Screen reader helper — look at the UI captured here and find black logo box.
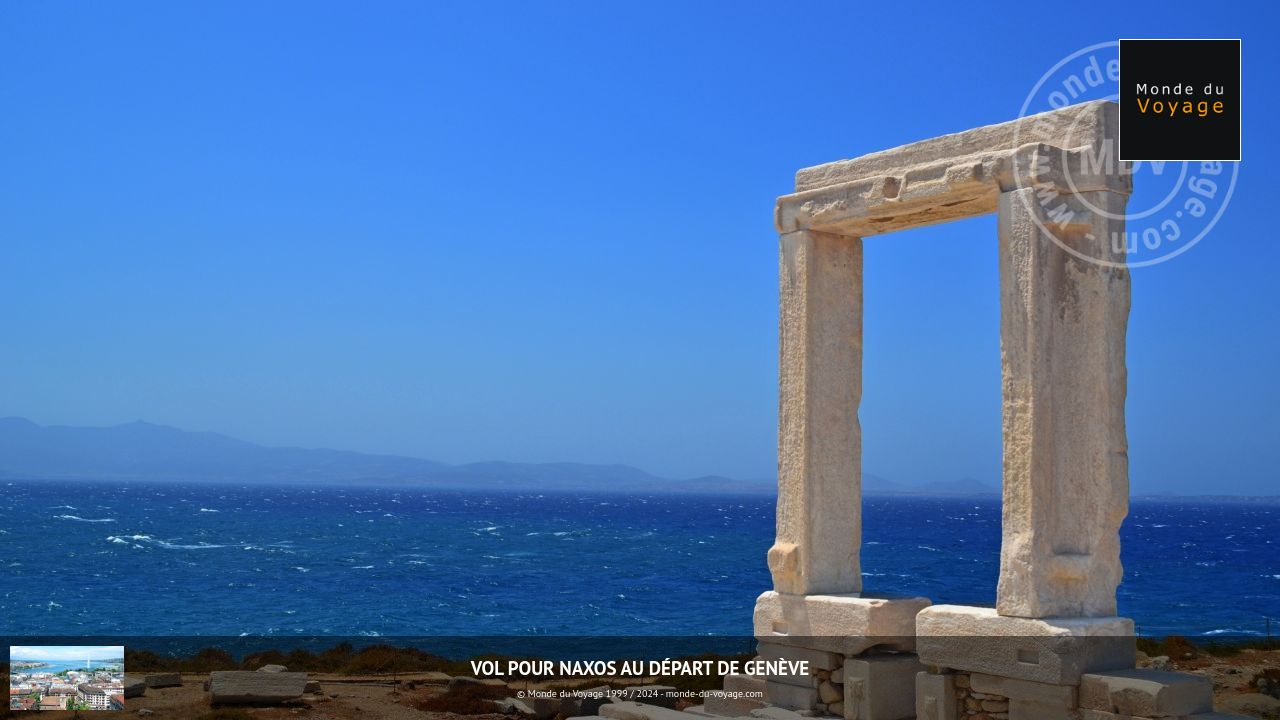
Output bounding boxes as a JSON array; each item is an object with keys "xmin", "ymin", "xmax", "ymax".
[{"xmin": 1119, "ymin": 39, "xmax": 1240, "ymax": 161}]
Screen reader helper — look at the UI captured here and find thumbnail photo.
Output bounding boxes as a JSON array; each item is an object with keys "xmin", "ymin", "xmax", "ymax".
[{"xmin": 8, "ymin": 646, "xmax": 125, "ymax": 712}]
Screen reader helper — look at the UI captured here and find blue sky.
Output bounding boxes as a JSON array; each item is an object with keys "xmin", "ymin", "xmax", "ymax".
[
  {"xmin": 10, "ymin": 645, "xmax": 122, "ymax": 662},
  {"xmin": 0, "ymin": 2, "xmax": 1275, "ymax": 494}
]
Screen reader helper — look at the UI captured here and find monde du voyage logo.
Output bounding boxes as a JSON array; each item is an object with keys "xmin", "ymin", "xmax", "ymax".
[{"xmin": 1120, "ymin": 39, "xmax": 1241, "ymax": 161}]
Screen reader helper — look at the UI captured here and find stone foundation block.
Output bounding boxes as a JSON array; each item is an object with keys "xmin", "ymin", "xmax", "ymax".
[
  {"xmin": 704, "ymin": 693, "xmax": 766, "ymax": 717},
  {"xmin": 916, "ymin": 672, "xmax": 957, "ymax": 720},
  {"xmin": 1079, "ymin": 669, "xmax": 1212, "ymax": 717},
  {"xmin": 754, "ymin": 591, "xmax": 928, "ymax": 655},
  {"xmin": 724, "ymin": 674, "xmax": 767, "ymax": 696},
  {"xmin": 1008, "ymin": 698, "xmax": 1080, "ymax": 720},
  {"xmin": 602, "ymin": 701, "xmax": 698, "ymax": 720},
  {"xmin": 916, "ymin": 605, "xmax": 1134, "ymax": 684},
  {"xmin": 626, "ymin": 685, "xmax": 680, "ymax": 709},
  {"xmin": 750, "ymin": 708, "xmax": 810, "ymax": 720},
  {"xmin": 765, "ymin": 680, "xmax": 819, "ymax": 711},
  {"xmin": 1080, "ymin": 710, "xmax": 1207, "ymax": 720},
  {"xmin": 842, "ymin": 654, "xmax": 922, "ymax": 720},
  {"xmin": 969, "ymin": 672, "xmax": 1076, "ymax": 706}
]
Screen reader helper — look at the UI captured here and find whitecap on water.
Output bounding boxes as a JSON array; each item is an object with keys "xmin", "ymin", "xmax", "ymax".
[
  {"xmin": 111, "ymin": 535, "xmax": 224, "ymax": 550},
  {"xmin": 55, "ymin": 515, "xmax": 115, "ymax": 523}
]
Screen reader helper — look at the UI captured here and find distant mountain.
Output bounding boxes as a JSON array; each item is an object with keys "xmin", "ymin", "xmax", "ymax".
[
  {"xmin": 863, "ymin": 472, "xmax": 997, "ymax": 496},
  {"xmin": 916, "ymin": 476, "xmax": 1000, "ymax": 496},
  {"xmin": 0, "ymin": 418, "xmax": 774, "ymax": 494},
  {"xmin": 0, "ymin": 417, "xmax": 1003, "ymax": 496}
]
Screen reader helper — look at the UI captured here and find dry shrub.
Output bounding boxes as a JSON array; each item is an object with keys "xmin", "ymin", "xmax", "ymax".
[
  {"xmin": 413, "ymin": 683, "xmax": 508, "ymax": 714},
  {"xmin": 1158, "ymin": 636, "xmax": 1201, "ymax": 659}
]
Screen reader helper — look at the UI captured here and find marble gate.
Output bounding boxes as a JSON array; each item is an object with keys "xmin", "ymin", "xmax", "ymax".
[{"xmin": 705, "ymin": 101, "xmax": 1229, "ymax": 720}]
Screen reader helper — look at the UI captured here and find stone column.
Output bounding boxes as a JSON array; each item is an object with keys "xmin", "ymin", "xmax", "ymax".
[
  {"xmin": 996, "ymin": 187, "xmax": 1131, "ymax": 618},
  {"xmin": 769, "ymin": 229, "xmax": 863, "ymax": 597}
]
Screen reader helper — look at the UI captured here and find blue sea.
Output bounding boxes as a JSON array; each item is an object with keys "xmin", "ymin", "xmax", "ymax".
[
  {"xmin": 1, "ymin": 480, "xmax": 1277, "ymax": 638},
  {"xmin": 8, "ymin": 659, "xmax": 121, "ymax": 674}
]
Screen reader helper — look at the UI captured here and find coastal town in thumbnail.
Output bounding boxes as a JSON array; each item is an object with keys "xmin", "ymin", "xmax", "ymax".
[{"xmin": 9, "ymin": 646, "xmax": 125, "ymax": 712}]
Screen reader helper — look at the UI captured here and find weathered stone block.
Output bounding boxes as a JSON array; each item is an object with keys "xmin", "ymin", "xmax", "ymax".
[
  {"xmin": 626, "ymin": 685, "xmax": 680, "ymax": 709},
  {"xmin": 842, "ymin": 654, "xmax": 921, "ymax": 720},
  {"xmin": 915, "ymin": 672, "xmax": 957, "ymax": 720},
  {"xmin": 209, "ymin": 670, "xmax": 307, "ymax": 705},
  {"xmin": 754, "ymin": 591, "xmax": 927, "ymax": 655},
  {"xmin": 145, "ymin": 672, "xmax": 182, "ymax": 688},
  {"xmin": 1008, "ymin": 697, "xmax": 1081, "ymax": 720},
  {"xmin": 601, "ymin": 701, "xmax": 695, "ymax": 720},
  {"xmin": 123, "ymin": 677, "xmax": 146, "ymax": 698},
  {"xmin": 449, "ymin": 676, "xmax": 508, "ymax": 690},
  {"xmin": 529, "ymin": 695, "xmax": 568, "ymax": 719},
  {"xmin": 1081, "ymin": 712, "xmax": 1252, "ymax": 720},
  {"xmin": 705, "ymin": 693, "xmax": 766, "ymax": 717},
  {"xmin": 495, "ymin": 697, "xmax": 536, "ymax": 716},
  {"xmin": 418, "ymin": 671, "xmax": 453, "ymax": 685},
  {"xmin": 1079, "ymin": 669, "xmax": 1212, "ymax": 717},
  {"xmin": 916, "ymin": 605, "xmax": 1134, "ymax": 685},
  {"xmin": 751, "ymin": 707, "xmax": 810, "ymax": 720},
  {"xmin": 766, "ymin": 680, "xmax": 819, "ymax": 711},
  {"xmin": 724, "ymin": 673, "xmax": 767, "ymax": 696},
  {"xmin": 579, "ymin": 686, "xmax": 615, "ymax": 715}
]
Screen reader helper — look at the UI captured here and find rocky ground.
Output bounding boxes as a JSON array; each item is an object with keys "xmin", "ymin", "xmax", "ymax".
[{"xmin": 1138, "ymin": 646, "xmax": 1280, "ymax": 719}]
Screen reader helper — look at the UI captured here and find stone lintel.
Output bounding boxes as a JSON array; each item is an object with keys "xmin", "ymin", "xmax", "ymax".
[
  {"xmin": 915, "ymin": 605, "xmax": 1135, "ymax": 685},
  {"xmin": 754, "ymin": 591, "xmax": 928, "ymax": 655},
  {"xmin": 794, "ymin": 100, "xmax": 1117, "ymax": 192},
  {"xmin": 774, "ymin": 141, "xmax": 1131, "ymax": 237}
]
